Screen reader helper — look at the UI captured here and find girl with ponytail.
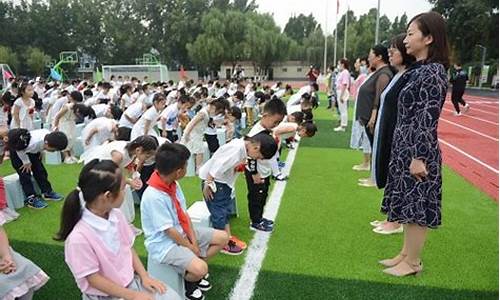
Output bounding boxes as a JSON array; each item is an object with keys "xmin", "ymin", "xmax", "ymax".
[{"xmin": 56, "ymin": 159, "xmax": 180, "ymax": 300}]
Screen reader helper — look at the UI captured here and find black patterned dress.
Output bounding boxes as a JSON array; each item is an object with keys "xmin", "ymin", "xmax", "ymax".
[{"xmin": 381, "ymin": 62, "xmax": 448, "ymax": 228}]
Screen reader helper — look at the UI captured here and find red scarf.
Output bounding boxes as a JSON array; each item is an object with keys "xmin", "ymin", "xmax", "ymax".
[{"xmin": 147, "ymin": 171, "xmax": 192, "ymax": 241}]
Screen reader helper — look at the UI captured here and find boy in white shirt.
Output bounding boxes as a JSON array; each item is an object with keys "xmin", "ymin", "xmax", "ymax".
[
  {"xmin": 200, "ymin": 132, "xmax": 277, "ymax": 255},
  {"xmin": 158, "ymin": 95, "xmax": 195, "ymax": 142},
  {"xmin": 118, "ymin": 101, "xmax": 146, "ymax": 141},
  {"xmin": 245, "ymin": 99, "xmax": 287, "ymax": 232},
  {"xmin": 7, "ymin": 128, "xmax": 68, "ymax": 209}
]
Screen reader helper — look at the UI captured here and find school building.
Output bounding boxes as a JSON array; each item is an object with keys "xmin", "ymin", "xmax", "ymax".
[{"xmin": 219, "ymin": 60, "xmax": 311, "ymax": 81}]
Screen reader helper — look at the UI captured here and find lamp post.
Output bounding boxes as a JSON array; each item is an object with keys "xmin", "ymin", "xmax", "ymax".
[{"xmin": 476, "ymin": 44, "xmax": 487, "ymax": 87}]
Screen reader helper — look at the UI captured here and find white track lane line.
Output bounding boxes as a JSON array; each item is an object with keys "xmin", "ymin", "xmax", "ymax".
[
  {"xmin": 442, "ymin": 108, "xmax": 499, "ymax": 125},
  {"xmin": 439, "ymin": 138, "xmax": 499, "ymax": 174},
  {"xmin": 440, "ymin": 118, "xmax": 499, "ymax": 142},
  {"xmin": 228, "ymin": 143, "xmax": 299, "ymax": 300}
]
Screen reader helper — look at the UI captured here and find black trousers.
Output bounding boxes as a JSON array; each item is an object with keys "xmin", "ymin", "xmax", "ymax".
[
  {"xmin": 10, "ymin": 151, "xmax": 52, "ymax": 198},
  {"xmin": 451, "ymin": 88, "xmax": 467, "ymax": 113},
  {"xmin": 245, "ymin": 169, "xmax": 271, "ymax": 224},
  {"xmin": 204, "ymin": 134, "xmax": 219, "ymax": 154},
  {"xmin": 365, "ymin": 126, "xmax": 374, "ymax": 148},
  {"xmin": 137, "ymin": 163, "xmax": 155, "ymax": 199}
]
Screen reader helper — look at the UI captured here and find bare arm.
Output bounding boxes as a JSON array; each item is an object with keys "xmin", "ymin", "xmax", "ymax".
[
  {"xmin": 12, "ymin": 105, "xmax": 20, "ymax": 127},
  {"xmin": 183, "ymin": 113, "xmax": 204, "ymax": 138},
  {"xmin": 86, "ymin": 273, "xmax": 141, "ymax": 300},
  {"xmin": 53, "ymin": 105, "xmax": 69, "ymax": 129}
]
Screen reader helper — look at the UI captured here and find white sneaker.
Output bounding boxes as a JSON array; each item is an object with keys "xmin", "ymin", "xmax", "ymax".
[
  {"xmin": 352, "ymin": 164, "xmax": 370, "ymax": 171},
  {"xmin": 453, "ymin": 111, "xmax": 462, "ymax": 116},
  {"xmin": 64, "ymin": 156, "xmax": 76, "ymax": 164},
  {"xmin": 4, "ymin": 208, "xmax": 20, "ymax": 220},
  {"xmin": 334, "ymin": 126, "xmax": 346, "ymax": 132},
  {"xmin": 463, "ymin": 104, "xmax": 470, "ymax": 113}
]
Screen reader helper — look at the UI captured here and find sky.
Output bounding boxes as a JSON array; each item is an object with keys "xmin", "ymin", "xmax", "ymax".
[{"xmin": 255, "ymin": 0, "xmax": 433, "ymax": 33}]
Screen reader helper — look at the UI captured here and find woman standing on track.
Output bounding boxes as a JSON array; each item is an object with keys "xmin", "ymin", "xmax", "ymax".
[{"xmin": 378, "ymin": 11, "xmax": 449, "ymax": 277}]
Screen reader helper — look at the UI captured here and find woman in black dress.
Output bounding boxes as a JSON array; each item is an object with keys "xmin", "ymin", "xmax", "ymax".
[{"xmin": 378, "ymin": 11, "xmax": 449, "ymax": 277}]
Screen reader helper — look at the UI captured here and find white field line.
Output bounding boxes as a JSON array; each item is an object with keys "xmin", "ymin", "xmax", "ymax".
[{"xmin": 228, "ymin": 143, "xmax": 299, "ymax": 300}]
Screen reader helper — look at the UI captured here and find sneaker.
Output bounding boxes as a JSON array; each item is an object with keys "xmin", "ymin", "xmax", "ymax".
[
  {"xmin": 0, "ymin": 210, "xmax": 15, "ymax": 223},
  {"xmin": 43, "ymin": 191, "xmax": 63, "ymax": 201},
  {"xmin": 261, "ymin": 218, "xmax": 274, "ymax": 226},
  {"xmin": 230, "ymin": 235, "xmax": 247, "ymax": 250},
  {"xmin": 250, "ymin": 221, "xmax": 273, "ymax": 232},
  {"xmin": 370, "ymin": 220, "xmax": 386, "ymax": 227},
  {"xmin": 64, "ymin": 156, "xmax": 76, "ymax": 164},
  {"xmin": 25, "ymin": 196, "xmax": 48, "ymax": 209},
  {"xmin": 352, "ymin": 164, "xmax": 370, "ymax": 171},
  {"xmin": 272, "ymin": 173, "xmax": 288, "ymax": 181},
  {"xmin": 185, "ymin": 287, "xmax": 205, "ymax": 300},
  {"xmin": 463, "ymin": 103, "xmax": 470, "ymax": 113},
  {"xmin": 358, "ymin": 180, "xmax": 376, "ymax": 188},
  {"xmin": 221, "ymin": 240, "xmax": 244, "ymax": 255},
  {"xmin": 197, "ymin": 278, "xmax": 212, "ymax": 292},
  {"xmin": 333, "ymin": 126, "xmax": 346, "ymax": 132},
  {"xmin": 453, "ymin": 111, "xmax": 462, "ymax": 116}
]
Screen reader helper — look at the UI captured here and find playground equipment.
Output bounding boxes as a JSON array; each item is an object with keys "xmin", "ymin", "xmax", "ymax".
[
  {"xmin": 48, "ymin": 51, "xmax": 78, "ymax": 81},
  {"xmin": 0, "ymin": 64, "xmax": 15, "ymax": 91}
]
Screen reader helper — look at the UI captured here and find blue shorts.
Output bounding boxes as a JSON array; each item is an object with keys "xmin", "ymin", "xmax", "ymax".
[{"xmin": 202, "ymin": 181, "xmax": 232, "ymax": 230}]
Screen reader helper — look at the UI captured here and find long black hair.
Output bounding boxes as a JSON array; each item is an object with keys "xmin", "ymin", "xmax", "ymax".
[
  {"xmin": 125, "ymin": 135, "xmax": 159, "ymax": 155},
  {"xmin": 54, "ymin": 159, "xmax": 122, "ymax": 241}
]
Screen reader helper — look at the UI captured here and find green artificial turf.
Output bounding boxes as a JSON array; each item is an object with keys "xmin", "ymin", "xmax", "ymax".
[
  {"xmin": 2, "ymin": 92, "xmax": 498, "ymax": 300},
  {"xmin": 253, "ymin": 94, "xmax": 499, "ymax": 299}
]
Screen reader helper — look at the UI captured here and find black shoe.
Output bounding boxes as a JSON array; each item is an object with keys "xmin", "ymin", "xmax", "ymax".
[
  {"xmin": 261, "ymin": 218, "xmax": 274, "ymax": 226},
  {"xmin": 185, "ymin": 281, "xmax": 205, "ymax": 300},
  {"xmin": 198, "ymin": 278, "xmax": 212, "ymax": 292}
]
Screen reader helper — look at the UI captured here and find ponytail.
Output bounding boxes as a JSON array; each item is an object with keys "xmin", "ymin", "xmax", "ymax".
[
  {"xmin": 55, "ymin": 159, "xmax": 122, "ymax": 241},
  {"xmin": 54, "ymin": 189, "xmax": 82, "ymax": 241}
]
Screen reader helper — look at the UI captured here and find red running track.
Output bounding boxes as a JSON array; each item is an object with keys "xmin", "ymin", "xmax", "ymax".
[{"xmin": 438, "ymin": 93, "xmax": 499, "ymax": 201}]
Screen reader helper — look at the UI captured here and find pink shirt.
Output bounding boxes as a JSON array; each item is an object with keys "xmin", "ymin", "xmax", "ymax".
[
  {"xmin": 336, "ymin": 69, "xmax": 351, "ymax": 91},
  {"xmin": 350, "ymin": 73, "xmax": 368, "ymax": 100},
  {"xmin": 64, "ymin": 209, "xmax": 135, "ymax": 296}
]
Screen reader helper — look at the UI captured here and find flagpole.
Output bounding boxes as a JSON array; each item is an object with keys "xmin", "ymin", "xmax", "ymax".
[
  {"xmin": 343, "ymin": 5, "xmax": 348, "ymax": 59},
  {"xmin": 375, "ymin": 0, "xmax": 380, "ymax": 44},
  {"xmin": 323, "ymin": 0, "xmax": 328, "ymax": 73},
  {"xmin": 333, "ymin": 0, "xmax": 339, "ymax": 66}
]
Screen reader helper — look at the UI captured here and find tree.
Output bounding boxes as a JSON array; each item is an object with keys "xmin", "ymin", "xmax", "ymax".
[
  {"xmin": 283, "ymin": 13, "xmax": 318, "ymax": 43},
  {"xmin": 428, "ymin": 0, "xmax": 498, "ymax": 63},
  {"xmin": 25, "ymin": 47, "xmax": 51, "ymax": 76},
  {"xmin": 0, "ymin": 46, "xmax": 20, "ymax": 72}
]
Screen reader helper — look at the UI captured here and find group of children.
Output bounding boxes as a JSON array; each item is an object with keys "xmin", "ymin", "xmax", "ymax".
[{"xmin": 0, "ymin": 76, "xmax": 318, "ymax": 300}]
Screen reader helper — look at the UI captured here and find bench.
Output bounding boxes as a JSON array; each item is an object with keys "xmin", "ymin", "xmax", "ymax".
[
  {"xmin": 147, "ymin": 256, "xmax": 185, "ymax": 298},
  {"xmin": 4, "ymin": 173, "xmax": 41, "ymax": 210},
  {"xmin": 187, "ymin": 201, "xmax": 212, "ymax": 228},
  {"xmin": 45, "ymin": 151, "xmax": 62, "ymax": 165}
]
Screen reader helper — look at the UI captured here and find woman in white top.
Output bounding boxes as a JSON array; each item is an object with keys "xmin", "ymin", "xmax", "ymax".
[
  {"xmin": 181, "ymin": 98, "xmax": 230, "ymax": 174},
  {"xmin": 130, "ymin": 93, "xmax": 166, "ymax": 141},
  {"xmin": 10, "ymin": 83, "xmax": 36, "ymax": 130},
  {"xmin": 81, "ymin": 117, "xmax": 118, "ymax": 151}
]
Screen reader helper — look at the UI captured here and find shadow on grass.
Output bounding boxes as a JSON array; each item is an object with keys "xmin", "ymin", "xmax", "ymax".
[
  {"xmin": 9, "ymin": 240, "xmax": 240, "ymax": 300},
  {"xmin": 300, "ymin": 119, "xmax": 354, "ymax": 150},
  {"xmin": 253, "ymin": 270, "xmax": 498, "ymax": 300}
]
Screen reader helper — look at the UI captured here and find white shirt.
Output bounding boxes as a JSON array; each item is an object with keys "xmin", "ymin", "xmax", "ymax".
[
  {"xmin": 130, "ymin": 106, "xmax": 161, "ymax": 140},
  {"xmin": 81, "ymin": 208, "xmax": 121, "ymax": 254},
  {"xmin": 287, "ymin": 85, "xmax": 311, "ymax": 108},
  {"xmin": 119, "ymin": 102, "xmax": 144, "ymax": 129},
  {"xmin": 47, "ymin": 96, "xmax": 68, "ymax": 124},
  {"xmin": 158, "ymin": 104, "xmax": 179, "ymax": 131},
  {"xmin": 244, "ymin": 91, "xmax": 256, "ymax": 108},
  {"xmin": 92, "ymin": 104, "xmax": 110, "ymax": 118},
  {"xmin": 199, "ymin": 139, "xmax": 247, "ymax": 188},
  {"xmin": 247, "ymin": 122, "xmax": 274, "ymax": 178},
  {"xmin": 17, "ymin": 129, "xmax": 49, "ymax": 165},
  {"xmin": 10, "ymin": 98, "xmax": 35, "ymax": 130}
]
